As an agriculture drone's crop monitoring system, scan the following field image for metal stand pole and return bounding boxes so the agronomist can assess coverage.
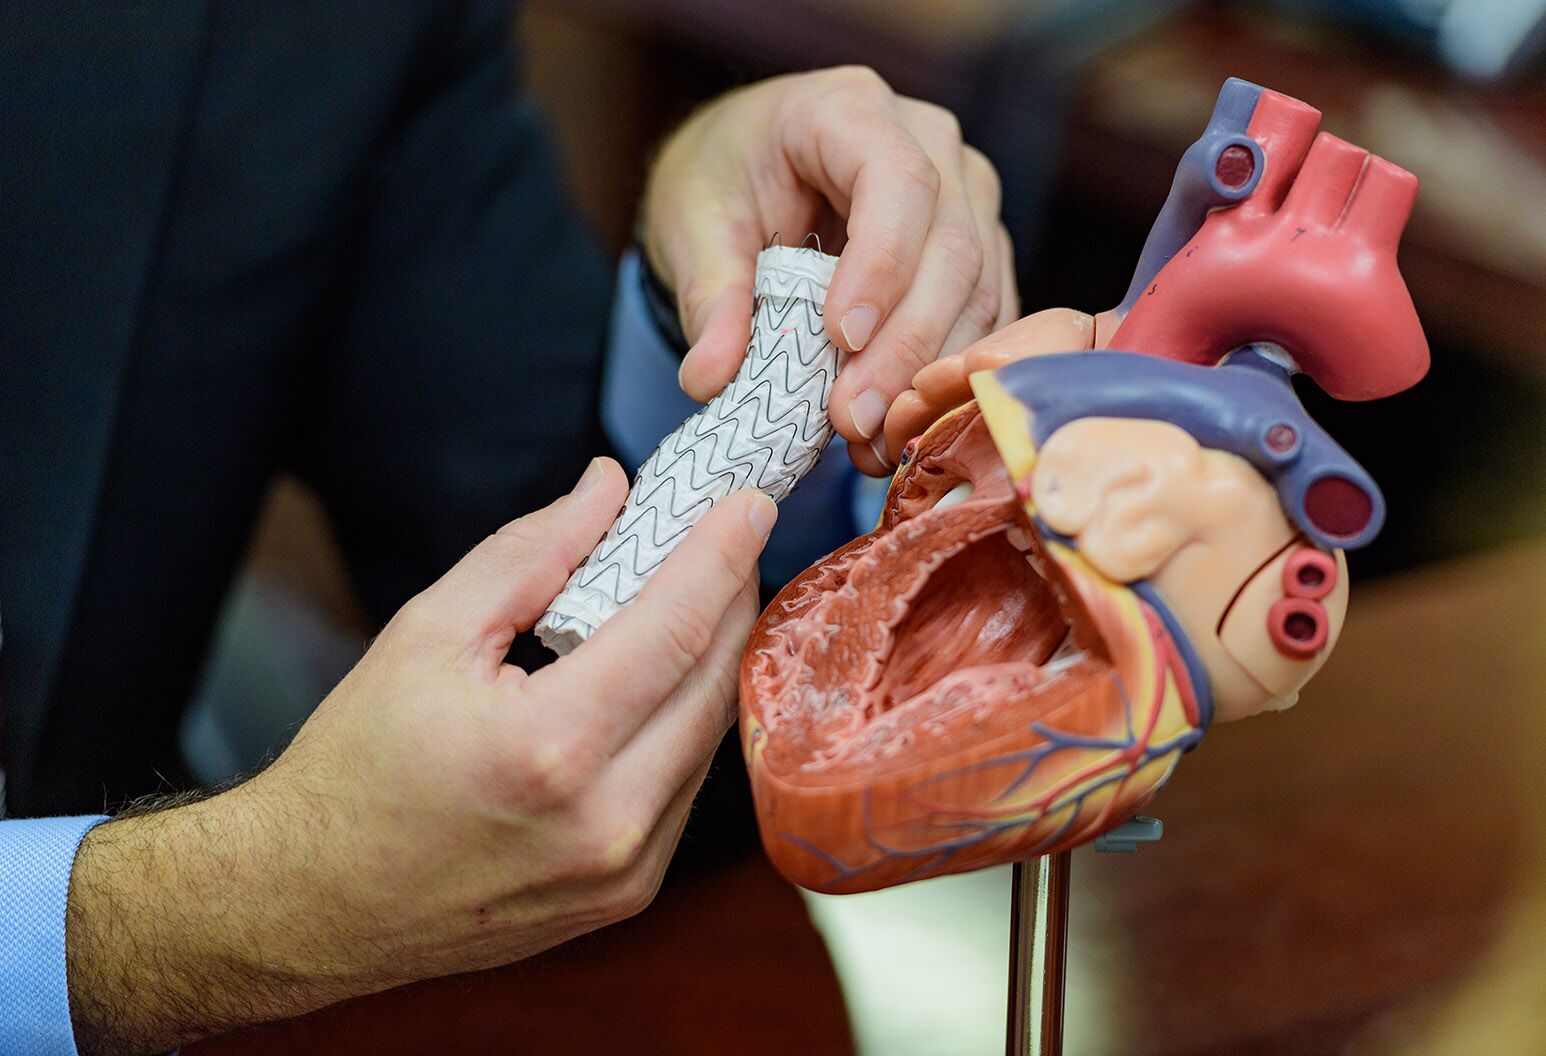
[1006,851,1071,1056]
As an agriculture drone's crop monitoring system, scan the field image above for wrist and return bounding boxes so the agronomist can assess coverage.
[65,782,357,1054]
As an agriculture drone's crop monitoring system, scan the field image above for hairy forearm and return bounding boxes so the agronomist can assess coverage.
[57,454,764,1053]
[64,783,359,1055]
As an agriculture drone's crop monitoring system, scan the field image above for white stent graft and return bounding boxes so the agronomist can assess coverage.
[536,245,842,655]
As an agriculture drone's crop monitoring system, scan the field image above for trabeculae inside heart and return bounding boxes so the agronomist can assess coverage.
[747,404,1098,762]
[740,401,1198,893]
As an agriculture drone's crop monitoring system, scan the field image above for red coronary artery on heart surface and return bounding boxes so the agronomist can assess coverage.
[740,406,1206,894]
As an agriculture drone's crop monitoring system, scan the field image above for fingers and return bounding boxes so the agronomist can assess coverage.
[647,69,1009,461]
[993,224,1020,329]
[644,755,714,880]
[523,754,713,932]
[674,253,759,403]
[524,490,774,755]
[845,436,893,477]
[830,203,980,452]
[881,354,970,464]
[527,582,749,924]
[883,386,948,463]
[912,353,973,405]
[793,71,940,359]
[643,158,761,402]
[606,754,715,922]
[405,458,629,654]
[639,86,783,403]
[878,307,1095,464]
[652,754,713,863]
[825,102,1002,458]
[606,579,757,819]
[961,307,1095,372]
[938,149,1008,357]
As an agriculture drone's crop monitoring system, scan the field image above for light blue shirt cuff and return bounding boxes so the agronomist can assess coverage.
[601,249,862,586]
[1,815,108,1056]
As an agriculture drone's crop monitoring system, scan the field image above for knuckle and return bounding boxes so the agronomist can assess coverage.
[935,221,986,285]
[888,322,941,372]
[657,593,718,668]
[505,737,596,810]
[603,867,663,922]
[963,147,1002,204]
[914,100,962,143]
[864,236,912,289]
[388,594,440,643]
[960,280,1002,336]
[490,516,546,553]
[574,812,653,882]
[897,150,942,200]
[829,64,890,96]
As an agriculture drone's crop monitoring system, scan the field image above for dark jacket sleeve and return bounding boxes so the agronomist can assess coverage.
[294,1,613,646]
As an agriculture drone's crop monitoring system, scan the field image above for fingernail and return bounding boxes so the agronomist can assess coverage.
[747,494,778,540]
[840,305,879,351]
[848,389,888,439]
[677,345,701,394]
[572,458,605,497]
[869,436,895,471]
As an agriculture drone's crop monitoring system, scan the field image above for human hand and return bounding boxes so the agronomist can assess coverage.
[880,306,1099,463]
[66,458,775,1055]
[641,66,1018,474]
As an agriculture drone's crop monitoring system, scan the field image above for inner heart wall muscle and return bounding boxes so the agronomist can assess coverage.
[740,405,1205,894]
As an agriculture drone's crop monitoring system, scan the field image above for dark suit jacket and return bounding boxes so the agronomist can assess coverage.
[0,1,611,817]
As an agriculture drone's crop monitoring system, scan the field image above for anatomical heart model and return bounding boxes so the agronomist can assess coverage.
[739,78,1430,895]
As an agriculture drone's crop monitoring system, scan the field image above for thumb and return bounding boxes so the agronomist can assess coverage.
[408,458,629,649]
[657,223,757,402]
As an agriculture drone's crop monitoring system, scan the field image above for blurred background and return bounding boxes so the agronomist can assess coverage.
[186,0,1546,1053]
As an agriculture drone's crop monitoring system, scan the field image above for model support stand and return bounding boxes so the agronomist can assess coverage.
[1006,852,1071,1056]
[1007,818,1160,1055]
